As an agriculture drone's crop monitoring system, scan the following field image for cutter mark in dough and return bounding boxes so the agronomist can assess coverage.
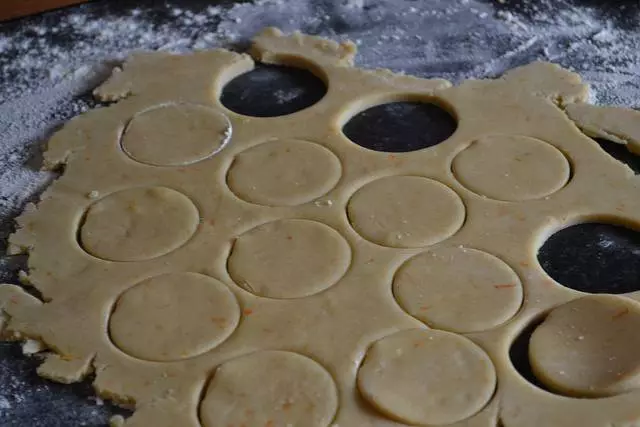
[108,272,240,362]
[227,219,351,299]
[120,103,232,167]
[452,134,571,201]
[393,246,523,333]
[357,328,497,426]
[226,138,342,206]
[79,186,200,262]
[199,350,338,427]
[347,175,466,248]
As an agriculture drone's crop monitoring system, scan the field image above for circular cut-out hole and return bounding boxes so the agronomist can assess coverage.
[347,176,465,248]
[227,139,341,206]
[393,247,523,333]
[121,104,231,166]
[199,351,338,427]
[227,219,351,299]
[357,329,496,425]
[452,135,570,201]
[342,101,457,152]
[109,272,240,362]
[538,222,640,294]
[528,295,640,397]
[79,187,199,262]
[220,64,327,117]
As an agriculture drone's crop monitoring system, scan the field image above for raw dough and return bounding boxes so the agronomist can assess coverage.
[80,186,199,262]
[357,328,496,425]
[393,247,523,333]
[452,135,570,201]
[529,295,640,397]
[227,138,342,206]
[120,103,231,166]
[199,350,338,427]
[2,28,640,427]
[347,175,465,248]
[109,272,240,362]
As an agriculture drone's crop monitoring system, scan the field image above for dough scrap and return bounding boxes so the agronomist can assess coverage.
[2,28,640,427]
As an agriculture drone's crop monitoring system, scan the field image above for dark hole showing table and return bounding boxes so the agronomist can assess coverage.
[220,63,327,117]
[342,101,457,152]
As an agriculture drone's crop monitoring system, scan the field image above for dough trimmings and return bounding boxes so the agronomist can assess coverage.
[1,28,640,427]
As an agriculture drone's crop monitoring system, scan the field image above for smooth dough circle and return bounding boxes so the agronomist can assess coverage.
[347,176,465,248]
[529,295,640,397]
[80,187,199,262]
[452,135,570,201]
[358,329,496,425]
[121,103,231,166]
[227,139,341,206]
[227,219,351,299]
[109,272,239,362]
[200,351,338,427]
[393,247,523,333]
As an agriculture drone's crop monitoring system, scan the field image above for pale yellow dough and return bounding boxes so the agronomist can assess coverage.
[1,27,640,427]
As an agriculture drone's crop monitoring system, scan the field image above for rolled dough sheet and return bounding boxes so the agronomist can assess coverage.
[2,28,640,427]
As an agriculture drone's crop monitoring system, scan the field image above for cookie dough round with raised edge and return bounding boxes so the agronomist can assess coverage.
[199,350,338,427]
[529,294,640,397]
[80,186,199,262]
[357,328,496,425]
[347,176,465,248]
[393,247,523,333]
[452,135,570,201]
[227,138,341,206]
[121,103,231,166]
[227,219,351,299]
[109,272,240,361]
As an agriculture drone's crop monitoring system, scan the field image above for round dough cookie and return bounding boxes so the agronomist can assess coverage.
[529,295,640,397]
[121,103,231,166]
[109,272,239,361]
[347,176,465,248]
[452,135,570,201]
[227,139,341,206]
[393,247,523,333]
[200,351,338,427]
[227,219,351,299]
[357,329,496,425]
[80,186,199,262]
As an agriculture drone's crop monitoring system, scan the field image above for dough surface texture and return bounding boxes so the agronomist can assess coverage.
[2,28,640,427]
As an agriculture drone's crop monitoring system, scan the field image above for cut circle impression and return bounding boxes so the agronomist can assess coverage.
[342,101,457,152]
[227,219,351,299]
[109,272,240,362]
[393,247,523,333]
[538,222,640,294]
[348,176,465,248]
[121,103,231,166]
[452,135,570,201]
[220,63,327,117]
[199,350,338,427]
[529,295,640,397]
[227,139,341,206]
[357,329,496,426]
[79,186,199,262]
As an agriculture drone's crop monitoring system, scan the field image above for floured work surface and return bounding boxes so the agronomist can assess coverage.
[2,28,640,427]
